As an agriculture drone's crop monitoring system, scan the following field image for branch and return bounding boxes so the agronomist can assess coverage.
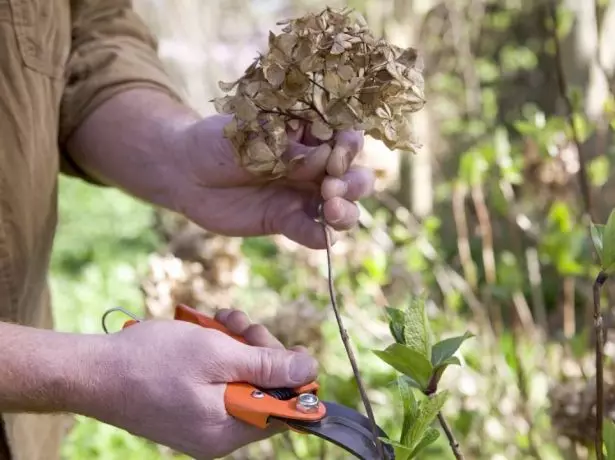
[593,270,608,460]
[321,221,385,459]
[437,412,465,460]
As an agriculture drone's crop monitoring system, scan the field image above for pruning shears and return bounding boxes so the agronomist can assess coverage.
[102,304,395,460]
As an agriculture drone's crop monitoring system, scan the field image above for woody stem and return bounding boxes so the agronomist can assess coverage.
[321,223,385,459]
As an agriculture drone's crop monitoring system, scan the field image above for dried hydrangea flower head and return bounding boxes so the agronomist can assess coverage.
[212,6,426,179]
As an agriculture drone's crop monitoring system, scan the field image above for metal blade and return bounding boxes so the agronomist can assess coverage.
[277,401,395,460]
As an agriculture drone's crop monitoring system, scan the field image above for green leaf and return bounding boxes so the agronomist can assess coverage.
[386,307,406,345]
[373,344,434,389]
[379,438,413,460]
[403,297,433,360]
[399,375,425,392]
[429,357,462,390]
[407,391,449,448]
[408,427,440,458]
[591,222,605,264]
[603,419,615,460]
[398,377,418,446]
[431,331,474,367]
[603,209,615,273]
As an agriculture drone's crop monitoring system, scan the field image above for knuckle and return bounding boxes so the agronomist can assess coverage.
[227,310,250,333]
[214,308,232,322]
[254,350,276,383]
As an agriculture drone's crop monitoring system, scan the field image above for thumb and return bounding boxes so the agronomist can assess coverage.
[217,339,319,388]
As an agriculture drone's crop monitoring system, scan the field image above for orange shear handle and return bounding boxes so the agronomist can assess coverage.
[122,304,324,429]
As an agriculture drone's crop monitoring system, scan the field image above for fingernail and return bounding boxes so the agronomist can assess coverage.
[327,146,347,177]
[290,353,318,383]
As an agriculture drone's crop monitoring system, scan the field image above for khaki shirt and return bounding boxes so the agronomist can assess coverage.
[0,1,180,459]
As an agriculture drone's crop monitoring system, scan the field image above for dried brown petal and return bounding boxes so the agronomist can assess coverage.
[323,72,342,96]
[338,64,354,80]
[212,6,426,178]
[213,95,234,114]
[283,67,310,96]
[233,97,260,121]
[263,62,286,87]
[311,119,334,140]
[218,80,238,92]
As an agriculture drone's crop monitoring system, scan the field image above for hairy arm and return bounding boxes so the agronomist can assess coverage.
[0,322,110,414]
[63,89,199,210]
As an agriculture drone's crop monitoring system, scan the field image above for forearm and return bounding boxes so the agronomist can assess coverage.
[64,89,200,210]
[0,321,110,414]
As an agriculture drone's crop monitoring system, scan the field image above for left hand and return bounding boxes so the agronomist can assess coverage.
[168,114,374,249]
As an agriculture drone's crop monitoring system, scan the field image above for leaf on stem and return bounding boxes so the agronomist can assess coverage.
[373,343,433,389]
[591,222,605,264]
[604,419,615,460]
[403,296,433,360]
[386,381,447,459]
[386,306,406,344]
[431,331,474,367]
[398,376,418,445]
[406,390,449,452]
[408,428,440,458]
[602,209,615,274]
[379,438,414,460]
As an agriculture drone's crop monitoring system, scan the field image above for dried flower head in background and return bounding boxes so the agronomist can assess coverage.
[212,6,426,178]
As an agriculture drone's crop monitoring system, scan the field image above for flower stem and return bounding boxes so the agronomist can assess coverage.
[321,223,385,459]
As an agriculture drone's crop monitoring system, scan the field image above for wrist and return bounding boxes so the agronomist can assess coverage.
[61,333,129,420]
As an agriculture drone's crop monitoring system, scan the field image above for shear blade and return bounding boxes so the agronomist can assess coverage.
[279,401,395,460]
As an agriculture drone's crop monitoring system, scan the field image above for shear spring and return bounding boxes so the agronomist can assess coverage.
[101,306,141,334]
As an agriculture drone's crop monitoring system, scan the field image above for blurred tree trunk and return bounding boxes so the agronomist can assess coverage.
[558,0,615,222]
[368,0,435,216]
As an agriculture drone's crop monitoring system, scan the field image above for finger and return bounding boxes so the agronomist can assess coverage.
[217,309,251,336]
[211,338,319,388]
[326,130,364,177]
[278,210,340,249]
[291,345,309,353]
[283,142,332,182]
[214,308,233,323]
[321,197,360,231]
[242,323,285,349]
[266,188,339,249]
[321,166,375,202]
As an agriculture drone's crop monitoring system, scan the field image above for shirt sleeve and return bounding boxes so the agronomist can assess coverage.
[58,0,184,183]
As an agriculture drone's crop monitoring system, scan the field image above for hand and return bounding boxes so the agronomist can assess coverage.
[79,310,318,459]
[169,114,375,249]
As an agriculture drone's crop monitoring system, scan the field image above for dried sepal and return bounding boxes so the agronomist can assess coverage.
[212,6,426,178]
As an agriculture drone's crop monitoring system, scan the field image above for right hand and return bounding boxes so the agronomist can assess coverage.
[78,309,318,459]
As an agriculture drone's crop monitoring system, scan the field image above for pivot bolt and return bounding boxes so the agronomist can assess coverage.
[296,393,319,413]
